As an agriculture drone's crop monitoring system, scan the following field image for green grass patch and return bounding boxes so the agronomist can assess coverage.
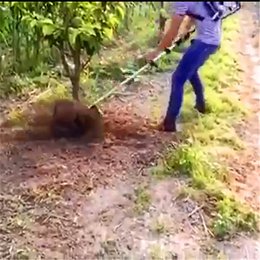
[148,243,172,260]
[152,141,259,238]
[7,108,28,127]
[151,15,259,239]
[152,142,228,191]
[151,214,173,235]
[133,186,152,214]
[34,82,70,105]
[213,196,258,239]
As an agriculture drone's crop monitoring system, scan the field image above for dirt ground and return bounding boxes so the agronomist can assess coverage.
[0,3,259,260]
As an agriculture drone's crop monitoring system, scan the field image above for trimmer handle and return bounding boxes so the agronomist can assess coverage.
[149,60,159,68]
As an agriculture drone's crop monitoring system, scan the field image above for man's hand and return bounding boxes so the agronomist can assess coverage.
[145,49,161,62]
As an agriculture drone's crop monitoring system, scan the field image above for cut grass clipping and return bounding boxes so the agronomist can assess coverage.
[152,15,259,239]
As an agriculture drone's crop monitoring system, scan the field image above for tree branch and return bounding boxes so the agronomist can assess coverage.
[60,42,72,78]
[73,37,81,79]
[81,54,93,71]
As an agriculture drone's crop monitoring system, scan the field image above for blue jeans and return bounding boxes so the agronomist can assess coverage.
[166,39,219,120]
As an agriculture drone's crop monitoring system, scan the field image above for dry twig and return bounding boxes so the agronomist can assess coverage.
[188,204,204,218]
[113,222,123,232]
[199,211,214,237]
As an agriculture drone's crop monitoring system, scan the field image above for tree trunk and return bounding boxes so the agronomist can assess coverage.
[34,29,41,66]
[71,77,80,101]
[72,38,81,101]
[26,35,30,64]
[124,6,129,30]
[159,2,166,39]
[11,5,20,72]
[34,2,41,67]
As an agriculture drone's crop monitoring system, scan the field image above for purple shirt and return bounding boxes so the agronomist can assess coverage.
[172,2,222,46]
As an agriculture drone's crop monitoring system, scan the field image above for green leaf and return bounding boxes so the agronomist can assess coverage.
[30,19,37,28]
[21,15,31,23]
[41,18,53,25]
[71,17,82,28]
[108,15,119,27]
[68,28,80,46]
[0,6,8,11]
[160,8,167,18]
[116,6,125,19]
[43,24,55,36]
[94,23,101,30]
[82,24,96,36]
[103,28,113,40]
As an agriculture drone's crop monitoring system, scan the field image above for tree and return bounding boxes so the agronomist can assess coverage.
[158,2,167,39]
[22,2,125,100]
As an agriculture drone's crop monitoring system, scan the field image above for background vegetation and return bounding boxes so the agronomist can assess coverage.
[0,2,169,103]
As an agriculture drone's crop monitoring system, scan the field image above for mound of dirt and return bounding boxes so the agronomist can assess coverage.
[0,99,158,144]
[103,100,156,140]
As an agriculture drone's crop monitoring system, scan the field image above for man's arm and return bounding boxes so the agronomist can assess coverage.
[183,16,195,33]
[145,2,189,61]
[156,14,185,52]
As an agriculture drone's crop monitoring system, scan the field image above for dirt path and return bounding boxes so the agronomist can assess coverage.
[229,2,260,211]
[0,3,259,260]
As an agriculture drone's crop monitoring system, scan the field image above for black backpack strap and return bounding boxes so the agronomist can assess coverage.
[204,2,224,21]
[185,2,241,23]
[186,12,205,21]
[204,2,241,21]
[221,2,241,20]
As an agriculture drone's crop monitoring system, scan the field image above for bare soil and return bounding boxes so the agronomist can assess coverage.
[227,3,260,212]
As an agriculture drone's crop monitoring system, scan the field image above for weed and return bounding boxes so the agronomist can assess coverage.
[161,142,227,188]
[11,246,38,260]
[98,238,121,260]
[151,214,172,235]
[150,164,168,180]
[154,139,259,238]
[213,197,259,239]
[35,81,70,105]
[7,108,28,127]
[133,186,151,214]
[149,243,171,260]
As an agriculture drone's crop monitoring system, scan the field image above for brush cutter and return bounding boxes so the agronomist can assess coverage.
[92,28,196,107]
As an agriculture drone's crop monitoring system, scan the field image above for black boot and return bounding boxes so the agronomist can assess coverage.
[194,103,206,114]
[157,117,176,132]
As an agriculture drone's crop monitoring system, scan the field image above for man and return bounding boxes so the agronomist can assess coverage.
[146,2,221,132]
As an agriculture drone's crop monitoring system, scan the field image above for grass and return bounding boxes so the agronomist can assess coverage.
[152,141,258,238]
[133,186,152,214]
[151,214,172,235]
[151,14,259,239]
[148,244,172,260]
[11,246,38,260]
